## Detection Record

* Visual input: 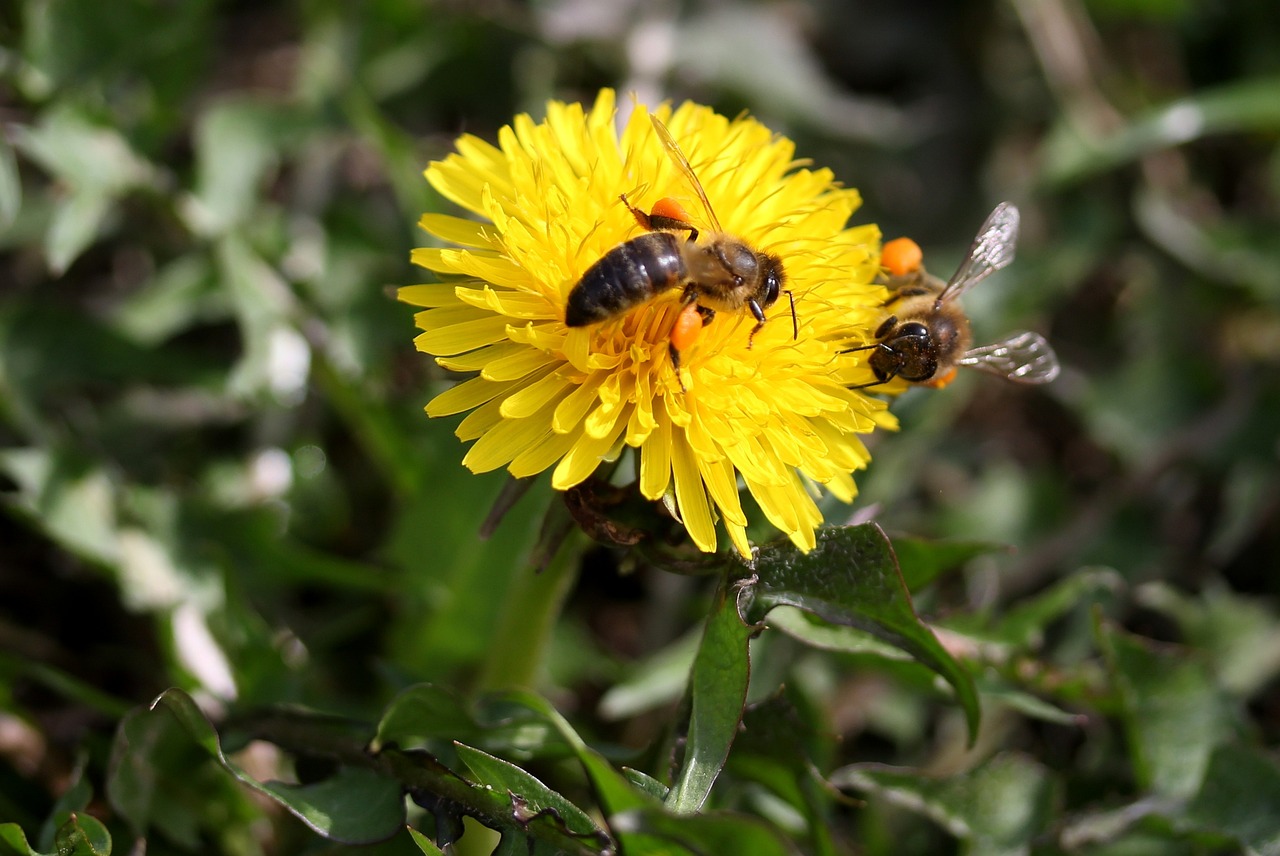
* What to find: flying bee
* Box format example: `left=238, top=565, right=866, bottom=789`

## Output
left=564, top=114, right=795, bottom=380
left=850, top=201, right=1060, bottom=390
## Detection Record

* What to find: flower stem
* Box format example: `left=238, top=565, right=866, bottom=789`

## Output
left=474, top=531, right=581, bottom=692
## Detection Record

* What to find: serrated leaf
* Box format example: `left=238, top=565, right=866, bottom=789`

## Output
left=739, top=525, right=980, bottom=742
left=665, top=580, right=753, bottom=814
left=833, top=753, right=1056, bottom=856
left=454, top=743, right=602, bottom=839
left=108, top=688, right=405, bottom=844
left=498, top=691, right=659, bottom=817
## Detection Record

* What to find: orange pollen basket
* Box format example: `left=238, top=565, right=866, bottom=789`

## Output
left=881, top=237, right=924, bottom=276
left=669, top=301, right=704, bottom=351
left=649, top=197, right=695, bottom=226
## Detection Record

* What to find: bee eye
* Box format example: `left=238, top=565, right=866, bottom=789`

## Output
left=764, top=271, right=781, bottom=307
left=899, top=322, right=930, bottom=341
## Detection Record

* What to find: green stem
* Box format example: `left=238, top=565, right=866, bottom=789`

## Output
left=475, top=531, right=581, bottom=692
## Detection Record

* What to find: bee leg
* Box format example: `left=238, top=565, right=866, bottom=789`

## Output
left=669, top=343, right=689, bottom=393
left=668, top=297, right=714, bottom=394
left=848, top=355, right=897, bottom=390
left=620, top=194, right=699, bottom=241
left=745, top=299, right=768, bottom=349
left=620, top=193, right=653, bottom=230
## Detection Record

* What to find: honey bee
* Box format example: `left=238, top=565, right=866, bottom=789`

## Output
left=564, top=114, right=794, bottom=378
left=851, top=201, right=1060, bottom=389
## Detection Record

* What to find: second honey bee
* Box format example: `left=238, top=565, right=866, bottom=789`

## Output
left=851, top=201, right=1060, bottom=389
left=564, top=114, right=794, bottom=377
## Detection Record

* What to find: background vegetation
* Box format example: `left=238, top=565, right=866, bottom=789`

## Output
left=2, top=0, right=1279, bottom=854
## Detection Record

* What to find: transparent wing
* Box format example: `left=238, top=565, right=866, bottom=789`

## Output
left=958, top=330, right=1060, bottom=384
left=649, top=113, right=723, bottom=233
left=937, top=201, right=1020, bottom=303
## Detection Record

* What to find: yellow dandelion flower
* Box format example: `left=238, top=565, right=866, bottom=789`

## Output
left=402, top=89, right=896, bottom=557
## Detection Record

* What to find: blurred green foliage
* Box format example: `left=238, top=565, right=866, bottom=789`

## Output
left=2, top=0, right=1279, bottom=854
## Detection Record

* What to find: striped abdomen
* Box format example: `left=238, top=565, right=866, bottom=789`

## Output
left=565, top=232, right=688, bottom=327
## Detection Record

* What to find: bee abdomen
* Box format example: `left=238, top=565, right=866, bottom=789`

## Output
left=565, top=233, right=687, bottom=327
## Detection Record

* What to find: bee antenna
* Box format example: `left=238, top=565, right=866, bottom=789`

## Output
left=786, top=289, right=798, bottom=340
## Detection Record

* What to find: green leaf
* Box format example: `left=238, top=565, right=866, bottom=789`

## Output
left=374, top=684, right=486, bottom=752
left=1137, top=581, right=1280, bottom=697
left=0, top=814, right=113, bottom=856
left=1042, top=76, right=1280, bottom=185
left=1098, top=621, right=1241, bottom=798
left=109, top=688, right=405, bottom=844
left=0, top=825, right=44, bottom=856
left=765, top=606, right=911, bottom=661
left=183, top=98, right=306, bottom=236
left=611, top=808, right=797, bottom=856
left=727, top=692, right=839, bottom=855
left=453, top=743, right=603, bottom=839
left=45, top=190, right=112, bottom=275
left=665, top=580, right=754, bottom=814
left=257, top=768, right=405, bottom=844
left=834, top=753, right=1056, bottom=856
left=497, top=691, right=659, bottom=817
left=888, top=535, right=1006, bottom=591
left=407, top=827, right=446, bottom=855
left=51, top=814, right=111, bottom=856
left=597, top=629, right=701, bottom=721
left=0, top=141, right=21, bottom=232
left=374, top=684, right=564, bottom=765
left=740, top=525, right=980, bottom=742
left=942, top=567, right=1123, bottom=650
left=1183, top=743, right=1280, bottom=855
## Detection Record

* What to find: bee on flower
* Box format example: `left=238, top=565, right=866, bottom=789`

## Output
left=401, top=90, right=895, bottom=558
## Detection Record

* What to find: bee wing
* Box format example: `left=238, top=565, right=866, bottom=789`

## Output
left=958, top=330, right=1060, bottom=384
left=649, top=114, right=723, bottom=233
left=937, top=202, right=1020, bottom=304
